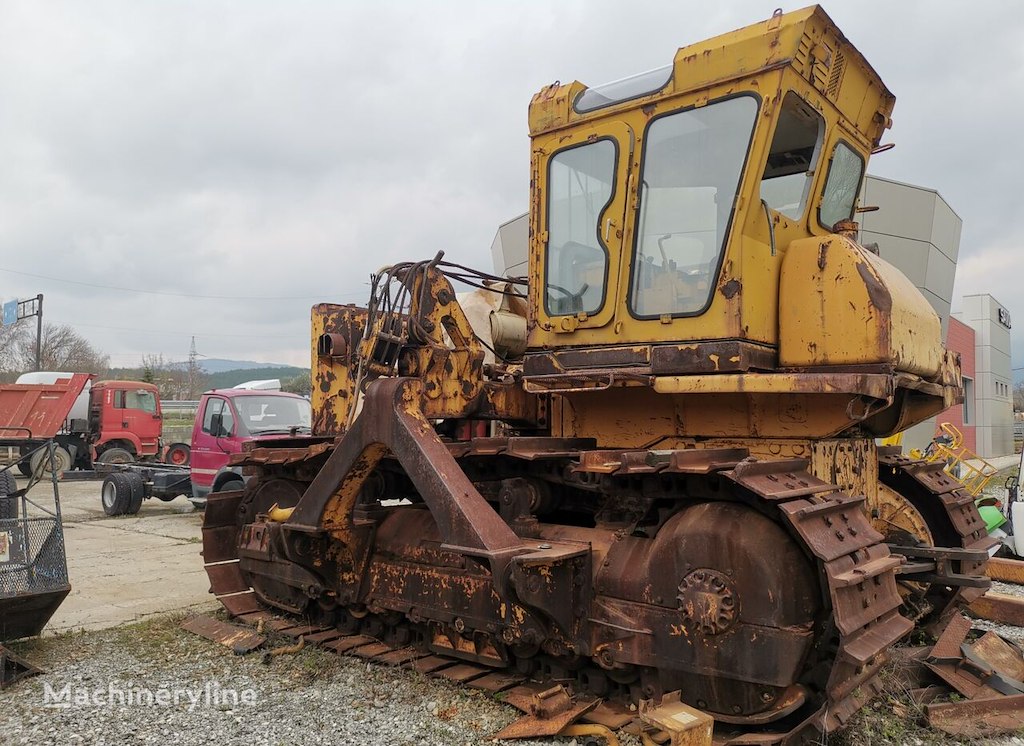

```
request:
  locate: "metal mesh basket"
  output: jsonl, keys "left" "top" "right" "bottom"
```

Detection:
{"left": 0, "top": 516, "right": 69, "bottom": 598}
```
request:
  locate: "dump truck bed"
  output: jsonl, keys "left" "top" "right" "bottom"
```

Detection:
{"left": 0, "top": 374, "right": 91, "bottom": 441}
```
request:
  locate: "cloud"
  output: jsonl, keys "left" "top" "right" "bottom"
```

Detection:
{"left": 0, "top": 0, "right": 1020, "bottom": 371}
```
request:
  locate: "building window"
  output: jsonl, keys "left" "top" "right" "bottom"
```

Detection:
{"left": 963, "top": 377, "right": 974, "bottom": 424}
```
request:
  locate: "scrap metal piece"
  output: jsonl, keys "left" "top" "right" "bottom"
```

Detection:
{"left": 929, "top": 612, "right": 972, "bottom": 662}
{"left": 180, "top": 614, "right": 266, "bottom": 655}
{"left": 0, "top": 643, "right": 42, "bottom": 689}
{"left": 986, "top": 557, "right": 1024, "bottom": 584}
{"left": 969, "top": 592, "right": 1024, "bottom": 627}
{"left": 926, "top": 694, "right": 1024, "bottom": 737}
{"left": 559, "top": 723, "right": 621, "bottom": 746}
{"left": 923, "top": 659, "right": 996, "bottom": 700}
{"left": 582, "top": 701, "right": 638, "bottom": 730}
{"left": 496, "top": 684, "right": 598, "bottom": 740}
{"left": 638, "top": 691, "right": 713, "bottom": 746}
{"left": 964, "top": 632, "right": 1024, "bottom": 693}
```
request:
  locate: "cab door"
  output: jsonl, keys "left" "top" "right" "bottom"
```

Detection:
{"left": 532, "top": 122, "right": 634, "bottom": 334}
{"left": 117, "top": 386, "right": 161, "bottom": 456}
{"left": 190, "top": 396, "right": 234, "bottom": 493}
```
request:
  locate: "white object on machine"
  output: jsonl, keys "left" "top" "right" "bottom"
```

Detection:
{"left": 1013, "top": 503, "right": 1024, "bottom": 557}
{"left": 15, "top": 371, "right": 91, "bottom": 422}
{"left": 232, "top": 379, "right": 281, "bottom": 391}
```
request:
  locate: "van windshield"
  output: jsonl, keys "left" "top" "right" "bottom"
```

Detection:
{"left": 232, "top": 396, "right": 312, "bottom": 435}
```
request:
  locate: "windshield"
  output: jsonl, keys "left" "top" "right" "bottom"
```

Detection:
{"left": 630, "top": 95, "right": 758, "bottom": 317}
{"left": 232, "top": 395, "right": 311, "bottom": 435}
{"left": 124, "top": 389, "right": 157, "bottom": 414}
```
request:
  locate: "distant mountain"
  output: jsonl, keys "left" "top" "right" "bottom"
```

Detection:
{"left": 205, "top": 366, "right": 309, "bottom": 390}
{"left": 193, "top": 358, "right": 299, "bottom": 374}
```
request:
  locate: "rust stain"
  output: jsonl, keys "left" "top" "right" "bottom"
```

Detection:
{"left": 720, "top": 279, "right": 741, "bottom": 299}
{"left": 856, "top": 260, "right": 892, "bottom": 313}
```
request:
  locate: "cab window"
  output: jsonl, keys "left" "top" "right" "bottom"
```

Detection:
{"left": 630, "top": 95, "right": 758, "bottom": 317}
{"left": 201, "top": 397, "right": 234, "bottom": 436}
{"left": 544, "top": 139, "right": 616, "bottom": 316}
{"left": 760, "top": 92, "right": 824, "bottom": 219}
{"left": 819, "top": 142, "right": 864, "bottom": 229}
{"left": 123, "top": 389, "right": 157, "bottom": 414}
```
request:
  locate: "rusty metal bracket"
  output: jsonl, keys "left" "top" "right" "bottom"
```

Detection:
{"left": 283, "top": 377, "right": 534, "bottom": 606}
{"left": 496, "top": 684, "right": 599, "bottom": 740}
{"left": 0, "top": 643, "right": 42, "bottom": 689}
{"left": 926, "top": 694, "right": 1024, "bottom": 737}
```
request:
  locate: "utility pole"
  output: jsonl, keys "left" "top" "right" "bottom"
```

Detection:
{"left": 187, "top": 336, "right": 199, "bottom": 400}
{"left": 34, "top": 294, "right": 43, "bottom": 371}
{"left": 2, "top": 294, "right": 43, "bottom": 370}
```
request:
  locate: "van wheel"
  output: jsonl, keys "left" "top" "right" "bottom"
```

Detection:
{"left": 0, "top": 470, "right": 18, "bottom": 520}
{"left": 30, "top": 445, "right": 72, "bottom": 476}
{"left": 102, "top": 472, "right": 145, "bottom": 516}
{"left": 98, "top": 447, "right": 134, "bottom": 465}
{"left": 215, "top": 478, "right": 244, "bottom": 494}
{"left": 165, "top": 443, "right": 190, "bottom": 466}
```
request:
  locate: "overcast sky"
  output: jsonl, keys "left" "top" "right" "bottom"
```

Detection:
{"left": 0, "top": 1, "right": 1021, "bottom": 372}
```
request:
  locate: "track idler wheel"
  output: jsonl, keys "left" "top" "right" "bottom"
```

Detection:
{"left": 592, "top": 501, "right": 821, "bottom": 723}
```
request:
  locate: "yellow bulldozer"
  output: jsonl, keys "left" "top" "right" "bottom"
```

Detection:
{"left": 202, "top": 6, "right": 992, "bottom": 743}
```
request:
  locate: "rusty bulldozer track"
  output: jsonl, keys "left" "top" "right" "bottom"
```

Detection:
{"left": 197, "top": 436, "right": 992, "bottom": 743}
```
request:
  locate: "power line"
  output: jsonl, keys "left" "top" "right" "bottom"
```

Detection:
{"left": 0, "top": 266, "right": 368, "bottom": 301}
{"left": 49, "top": 318, "right": 300, "bottom": 340}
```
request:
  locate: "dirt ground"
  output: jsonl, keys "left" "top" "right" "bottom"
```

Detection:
{"left": 21, "top": 474, "right": 217, "bottom": 633}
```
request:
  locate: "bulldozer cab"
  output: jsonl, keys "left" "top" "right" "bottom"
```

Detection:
{"left": 527, "top": 5, "right": 894, "bottom": 352}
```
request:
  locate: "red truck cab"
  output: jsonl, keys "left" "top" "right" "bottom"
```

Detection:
{"left": 189, "top": 388, "right": 311, "bottom": 504}
{"left": 89, "top": 380, "right": 163, "bottom": 462}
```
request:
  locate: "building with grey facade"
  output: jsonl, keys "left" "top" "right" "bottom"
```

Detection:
{"left": 954, "top": 295, "right": 1014, "bottom": 457}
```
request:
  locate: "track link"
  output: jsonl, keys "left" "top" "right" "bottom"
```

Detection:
{"left": 878, "top": 447, "right": 994, "bottom": 619}
{"left": 202, "top": 442, "right": 917, "bottom": 743}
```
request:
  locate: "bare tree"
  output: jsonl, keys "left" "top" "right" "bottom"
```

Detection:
{"left": 1014, "top": 381, "right": 1024, "bottom": 413}
{"left": 12, "top": 323, "right": 109, "bottom": 374}
{"left": 0, "top": 319, "right": 29, "bottom": 376}
{"left": 134, "top": 353, "right": 205, "bottom": 400}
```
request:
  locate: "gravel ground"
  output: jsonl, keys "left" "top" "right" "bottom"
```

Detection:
{"left": 5, "top": 606, "right": 1024, "bottom": 746}
{"left": 7, "top": 464, "right": 1024, "bottom": 745}
{"left": 2, "top": 613, "right": 641, "bottom": 746}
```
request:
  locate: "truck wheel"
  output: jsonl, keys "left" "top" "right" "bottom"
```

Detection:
{"left": 30, "top": 445, "right": 72, "bottom": 476}
{"left": 101, "top": 472, "right": 145, "bottom": 516}
{"left": 102, "top": 473, "right": 132, "bottom": 515}
{"left": 165, "top": 443, "right": 190, "bottom": 466}
{"left": 0, "top": 470, "right": 18, "bottom": 520}
{"left": 16, "top": 461, "right": 31, "bottom": 477}
{"left": 215, "top": 478, "right": 244, "bottom": 494}
{"left": 98, "top": 447, "right": 134, "bottom": 465}
{"left": 125, "top": 472, "right": 145, "bottom": 514}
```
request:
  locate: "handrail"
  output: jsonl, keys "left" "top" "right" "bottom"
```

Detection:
{"left": 922, "top": 422, "right": 997, "bottom": 497}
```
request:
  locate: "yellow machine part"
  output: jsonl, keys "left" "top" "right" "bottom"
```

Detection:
{"left": 526, "top": 5, "right": 896, "bottom": 353}
{"left": 779, "top": 234, "right": 942, "bottom": 376}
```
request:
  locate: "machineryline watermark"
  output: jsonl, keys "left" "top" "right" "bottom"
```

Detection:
{"left": 43, "top": 681, "right": 258, "bottom": 710}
